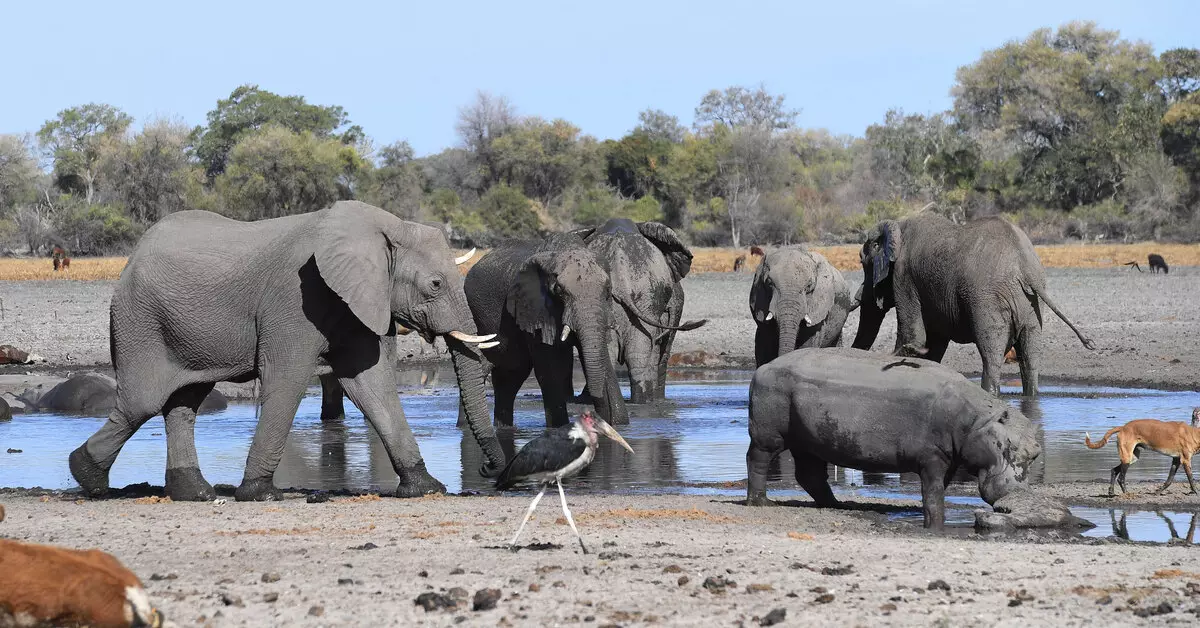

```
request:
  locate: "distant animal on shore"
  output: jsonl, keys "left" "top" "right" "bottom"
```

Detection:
{"left": 1084, "top": 408, "right": 1200, "bottom": 496}
{"left": 749, "top": 245, "right": 765, "bottom": 257}
{"left": 0, "top": 536, "right": 167, "bottom": 627}
{"left": 53, "top": 257, "right": 60, "bottom": 271}
{"left": 1004, "top": 347, "right": 1018, "bottom": 364}
{"left": 1149, "top": 253, "right": 1168, "bottom": 274}
{"left": 732, "top": 255, "right": 747, "bottom": 272}
{"left": 61, "top": 256, "right": 70, "bottom": 270}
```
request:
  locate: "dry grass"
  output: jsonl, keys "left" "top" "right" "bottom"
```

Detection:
{"left": 1, "top": 243, "right": 1193, "bottom": 281}
{"left": 0, "top": 257, "right": 128, "bottom": 281}
{"left": 693, "top": 242, "right": 1200, "bottom": 273}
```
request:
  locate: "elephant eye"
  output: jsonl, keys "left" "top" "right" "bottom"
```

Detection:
{"left": 428, "top": 277, "right": 444, "bottom": 294}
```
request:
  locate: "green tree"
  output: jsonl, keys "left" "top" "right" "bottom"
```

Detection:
{"left": 0, "top": 134, "right": 40, "bottom": 211}
{"left": 1160, "top": 47, "right": 1200, "bottom": 104}
{"left": 455, "top": 90, "right": 517, "bottom": 194}
{"left": 694, "top": 85, "right": 799, "bottom": 131}
{"left": 477, "top": 183, "right": 539, "bottom": 239}
{"left": 216, "top": 126, "right": 358, "bottom": 220}
{"left": 492, "top": 117, "right": 600, "bottom": 206}
{"left": 37, "top": 103, "right": 133, "bottom": 205}
{"left": 361, "top": 140, "right": 425, "bottom": 220}
{"left": 191, "top": 85, "right": 355, "bottom": 178}
{"left": 103, "top": 119, "right": 198, "bottom": 224}
{"left": 862, "top": 109, "right": 978, "bottom": 204}
{"left": 952, "top": 21, "right": 1165, "bottom": 209}
{"left": 1162, "top": 93, "right": 1200, "bottom": 195}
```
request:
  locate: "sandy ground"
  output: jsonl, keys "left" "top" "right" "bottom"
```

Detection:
{"left": 1, "top": 490, "right": 1198, "bottom": 627}
{"left": 3, "top": 265, "right": 1198, "bottom": 391}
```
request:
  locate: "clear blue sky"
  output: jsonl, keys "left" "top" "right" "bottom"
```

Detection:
{"left": 3, "top": 0, "right": 1195, "bottom": 156}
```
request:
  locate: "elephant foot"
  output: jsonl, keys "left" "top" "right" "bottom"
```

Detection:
{"left": 165, "top": 467, "right": 217, "bottom": 502}
{"left": 69, "top": 445, "right": 110, "bottom": 499}
{"left": 235, "top": 477, "right": 283, "bottom": 502}
{"left": 394, "top": 461, "right": 447, "bottom": 498}
{"left": 746, "top": 494, "right": 779, "bottom": 507}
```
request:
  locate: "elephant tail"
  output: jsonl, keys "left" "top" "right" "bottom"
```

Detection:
{"left": 1028, "top": 284, "right": 1096, "bottom": 351}
{"left": 1084, "top": 427, "right": 1120, "bottom": 449}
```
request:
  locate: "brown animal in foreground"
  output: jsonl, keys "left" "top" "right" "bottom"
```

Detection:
{"left": 1084, "top": 408, "right": 1200, "bottom": 497}
{"left": 0, "top": 535, "right": 166, "bottom": 627}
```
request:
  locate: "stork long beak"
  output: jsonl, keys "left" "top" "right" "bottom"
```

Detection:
{"left": 595, "top": 418, "right": 634, "bottom": 454}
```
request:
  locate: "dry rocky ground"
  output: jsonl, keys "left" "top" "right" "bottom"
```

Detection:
{"left": 1, "top": 491, "right": 1198, "bottom": 627}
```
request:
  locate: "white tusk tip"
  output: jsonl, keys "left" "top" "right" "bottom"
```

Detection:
{"left": 477, "top": 341, "right": 499, "bottom": 349}
{"left": 454, "top": 248, "right": 477, "bottom": 265}
{"left": 764, "top": 312, "right": 774, "bottom": 321}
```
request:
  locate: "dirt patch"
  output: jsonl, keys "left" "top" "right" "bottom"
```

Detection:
{"left": 572, "top": 507, "right": 739, "bottom": 523}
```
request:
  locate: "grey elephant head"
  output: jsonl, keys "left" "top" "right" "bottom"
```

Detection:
{"left": 965, "top": 407, "right": 1042, "bottom": 505}
{"left": 314, "top": 201, "right": 504, "bottom": 473}
{"left": 851, "top": 219, "right": 902, "bottom": 350}
{"left": 750, "top": 247, "right": 838, "bottom": 361}
{"left": 507, "top": 246, "right": 629, "bottom": 425}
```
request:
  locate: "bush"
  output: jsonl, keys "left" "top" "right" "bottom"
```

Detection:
{"left": 620, "top": 196, "right": 663, "bottom": 223}
{"left": 1064, "top": 200, "right": 1134, "bottom": 242}
{"left": 478, "top": 184, "right": 540, "bottom": 240}
{"left": 55, "top": 204, "right": 143, "bottom": 255}
{"left": 847, "top": 198, "right": 910, "bottom": 233}
{"left": 1001, "top": 207, "right": 1067, "bottom": 244}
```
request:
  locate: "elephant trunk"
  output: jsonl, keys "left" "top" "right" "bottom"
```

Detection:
{"left": 852, "top": 297, "right": 886, "bottom": 351}
{"left": 447, "top": 336, "right": 506, "bottom": 472}
{"left": 774, "top": 300, "right": 804, "bottom": 358}
{"left": 577, "top": 326, "right": 630, "bottom": 425}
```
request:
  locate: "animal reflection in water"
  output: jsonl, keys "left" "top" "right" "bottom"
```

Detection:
{"left": 1110, "top": 510, "right": 1198, "bottom": 543}
{"left": 495, "top": 411, "right": 634, "bottom": 553}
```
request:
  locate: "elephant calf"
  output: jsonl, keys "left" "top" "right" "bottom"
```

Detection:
{"left": 749, "top": 246, "right": 859, "bottom": 366}
{"left": 747, "top": 347, "right": 1042, "bottom": 529}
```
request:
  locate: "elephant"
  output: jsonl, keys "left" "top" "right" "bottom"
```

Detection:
{"left": 36, "top": 372, "right": 227, "bottom": 415}
{"left": 464, "top": 233, "right": 629, "bottom": 427}
{"left": 68, "top": 201, "right": 506, "bottom": 502}
{"left": 746, "top": 347, "right": 1044, "bottom": 529}
{"left": 852, "top": 213, "right": 1095, "bottom": 396}
{"left": 572, "top": 218, "right": 707, "bottom": 403}
{"left": 749, "top": 246, "right": 859, "bottom": 367}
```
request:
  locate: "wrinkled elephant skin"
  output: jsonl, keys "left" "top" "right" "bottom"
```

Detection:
{"left": 575, "top": 219, "right": 707, "bottom": 403}
{"left": 68, "top": 201, "right": 505, "bottom": 503}
{"left": 747, "top": 347, "right": 1043, "bottom": 529}
{"left": 852, "top": 213, "right": 1095, "bottom": 396}
{"left": 749, "top": 246, "right": 858, "bottom": 367}
{"left": 36, "top": 373, "right": 227, "bottom": 416}
{"left": 464, "top": 233, "right": 629, "bottom": 427}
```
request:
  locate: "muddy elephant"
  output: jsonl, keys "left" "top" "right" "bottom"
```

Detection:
{"left": 69, "top": 201, "right": 505, "bottom": 502}
{"left": 748, "top": 348, "right": 1044, "bottom": 528}
{"left": 573, "top": 219, "right": 707, "bottom": 403}
{"left": 464, "top": 233, "right": 629, "bottom": 427}
{"left": 852, "top": 213, "right": 1095, "bottom": 396}
{"left": 750, "top": 246, "right": 859, "bottom": 367}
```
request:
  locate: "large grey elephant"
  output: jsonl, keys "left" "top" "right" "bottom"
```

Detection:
{"left": 573, "top": 218, "right": 707, "bottom": 403}
{"left": 68, "top": 201, "right": 506, "bottom": 502}
{"left": 464, "top": 233, "right": 629, "bottom": 427}
{"left": 852, "top": 213, "right": 1095, "bottom": 396}
{"left": 747, "top": 347, "right": 1043, "bottom": 529}
{"left": 749, "top": 246, "right": 858, "bottom": 367}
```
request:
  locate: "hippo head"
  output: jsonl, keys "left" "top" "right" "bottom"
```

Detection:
{"left": 969, "top": 407, "right": 1041, "bottom": 505}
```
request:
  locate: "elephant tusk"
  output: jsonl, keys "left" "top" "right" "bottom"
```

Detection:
{"left": 765, "top": 312, "right": 775, "bottom": 321}
{"left": 448, "top": 331, "right": 497, "bottom": 344}
{"left": 454, "top": 248, "right": 477, "bottom": 265}
{"left": 477, "top": 340, "right": 499, "bottom": 349}
{"left": 560, "top": 325, "right": 571, "bottom": 342}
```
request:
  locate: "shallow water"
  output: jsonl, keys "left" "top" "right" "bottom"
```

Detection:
{"left": 2, "top": 374, "right": 1198, "bottom": 542}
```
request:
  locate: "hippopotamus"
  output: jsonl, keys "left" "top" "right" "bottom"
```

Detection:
{"left": 746, "top": 347, "right": 1044, "bottom": 529}
{"left": 36, "top": 373, "right": 227, "bottom": 416}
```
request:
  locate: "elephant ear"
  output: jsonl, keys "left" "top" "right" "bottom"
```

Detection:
{"left": 314, "top": 201, "right": 395, "bottom": 336}
{"left": 507, "top": 253, "right": 562, "bottom": 345}
{"left": 803, "top": 253, "right": 837, "bottom": 326}
{"left": 749, "top": 259, "right": 773, "bottom": 323}
{"left": 637, "top": 222, "right": 693, "bottom": 281}
{"left": 870, "top": 219, "right": 902, "bottom": 292}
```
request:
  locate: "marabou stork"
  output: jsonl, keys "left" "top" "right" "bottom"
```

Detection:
{"left": 496, "top": 411, "right": 634, "bottom": 553}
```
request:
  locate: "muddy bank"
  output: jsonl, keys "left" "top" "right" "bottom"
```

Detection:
{"left": 0, "top": 492, "right": 1197, "bottom": 626}
{"left": 3, "top": 266, "right": 1198, "bottom": 391}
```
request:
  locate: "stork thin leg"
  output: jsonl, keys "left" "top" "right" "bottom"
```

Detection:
{"left": 509, "top": 486, "right": 547, "bottom": 550}
{"left": 557, "top": 479, "right": 588, "bottom": 555}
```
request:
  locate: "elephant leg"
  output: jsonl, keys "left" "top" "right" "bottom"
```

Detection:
{"left": 922, "top": 336, "right": 950, "bottom": 363}
{"left": 976, "top": 335, "right": 1006, "bottom": 397}
{"left": 319, "top": 373, "right": 345, "bottom": 423}
{"left": 1015, "top": 326, "right": 1043, "bottom": 397}
{"left": 235, "top": 363, "right": 313, "bottom": 502}
{"left": 70, "top": 385, "right": 165, "bottom": 498}
{"left": 754, "top": 322, "right": 779, "bottom": 368}
{"left": 491, "top": 362, "right": 530, "bottom": 428}
{"left": 623, "top": 330, "right": 658, "bottom": 405}
{"left": 532, "top": 343, "right": 572, "bottom": 428}
{"left": 791, "top": 450, "right": 837, "bottom": 507}
{"left": 163, "top": 382, "right": 218, "bottom": 502}
{"left": 338, "top": 363, "right": 446, "bottom": 498}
